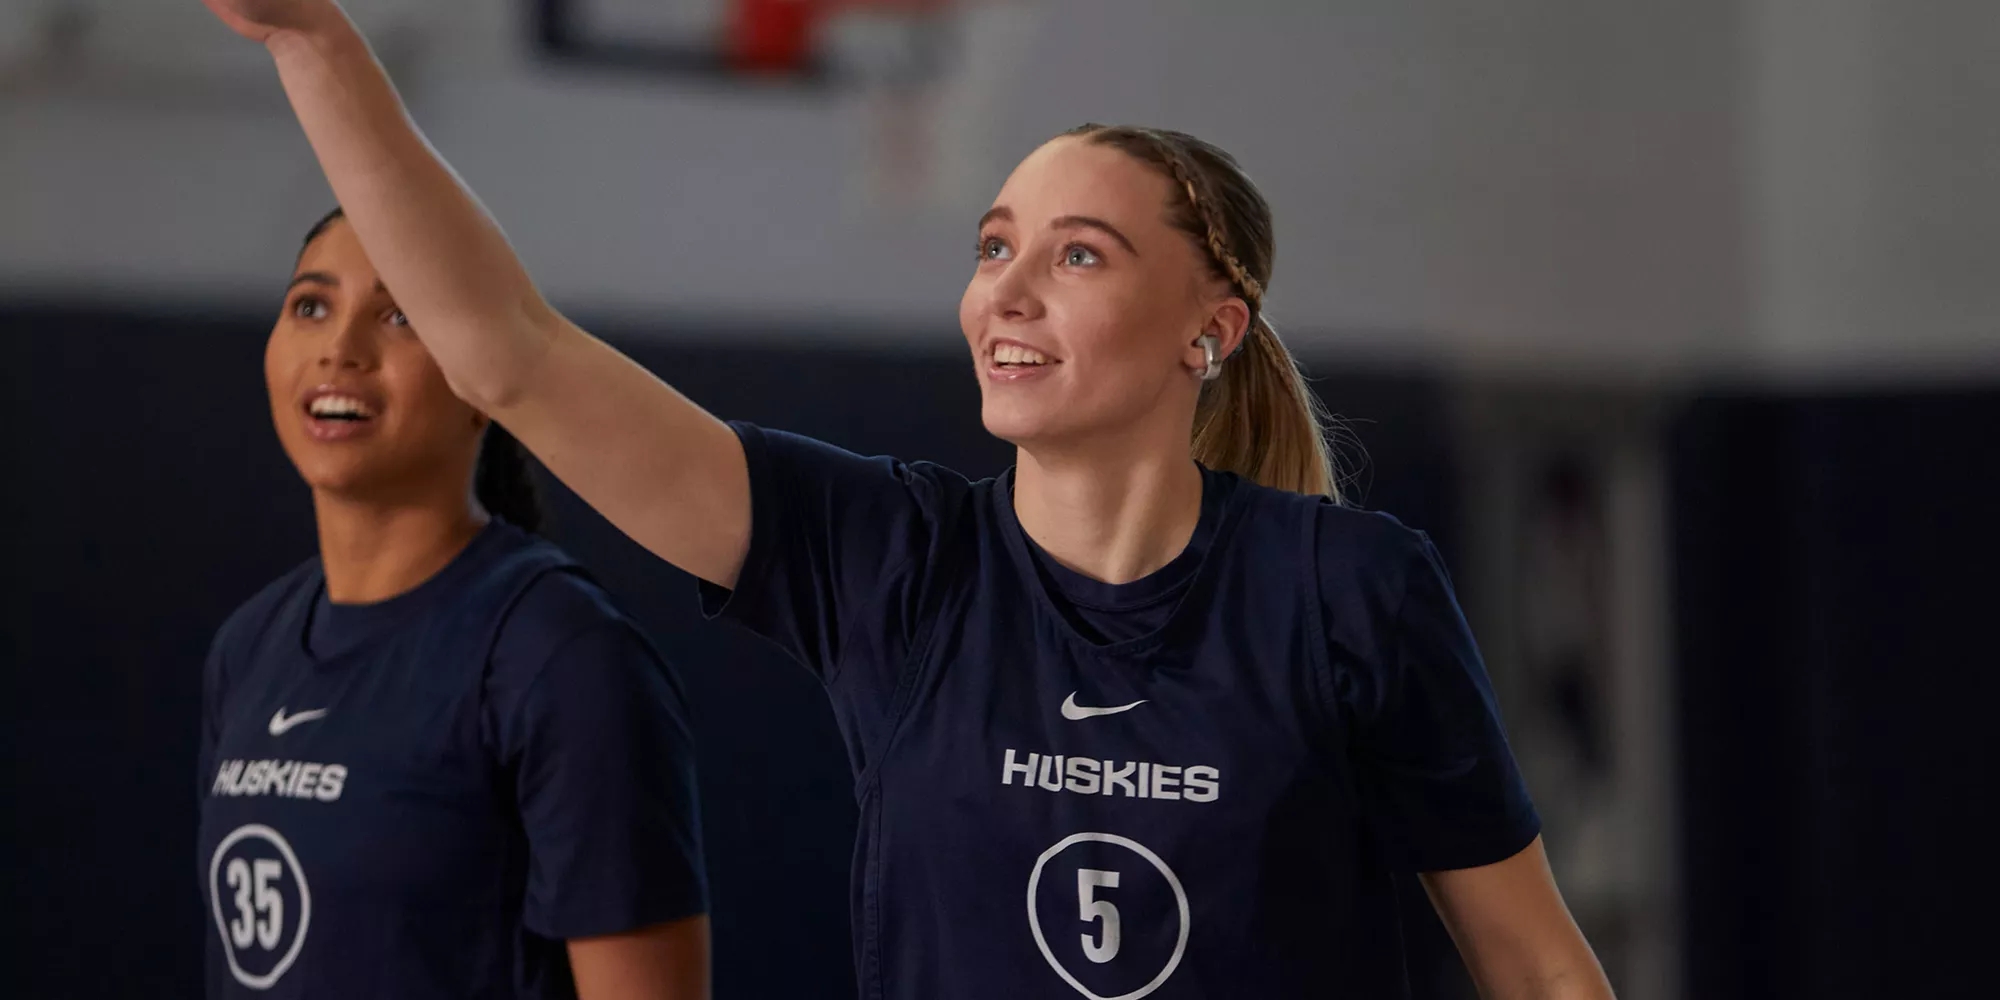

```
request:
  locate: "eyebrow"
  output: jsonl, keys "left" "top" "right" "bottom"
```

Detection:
{"left": 287, "top": 271, "right": 338, "bottom": 290}
{"left": 976, "top": 206, "right": 1141, "bottom": 256}
{"left": 285, "top": 273, "right": 390, "bottom": 295}
{"left": 1051, "top": 215, "right": 1139, "bottom": 256}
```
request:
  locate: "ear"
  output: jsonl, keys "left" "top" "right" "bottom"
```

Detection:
{"left": 1182, "top": 297, "right": 1252, "bottom": 377}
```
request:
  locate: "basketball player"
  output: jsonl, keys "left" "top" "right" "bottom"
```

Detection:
{"left": 198, "top": 1, "right": 1615, "bottom": 997}
{"left": 196, "top": 209, "right": 709, "bottom": 999}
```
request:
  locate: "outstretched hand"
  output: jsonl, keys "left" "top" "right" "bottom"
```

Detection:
{"left": 198, "top": 0, "right": 336, "bottom": 43}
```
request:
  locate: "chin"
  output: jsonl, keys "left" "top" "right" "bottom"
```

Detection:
{"left": 291, "top": 452, "right": 396, "bottom": 500}
{"left": 298, "top": 470, "right": 377, "bottom": 501}
{"left": 980, "top": 400, "right": 1038, "bottom": 446}
{"left": 982, "top": 400, "right": 1083, "bottom": 452}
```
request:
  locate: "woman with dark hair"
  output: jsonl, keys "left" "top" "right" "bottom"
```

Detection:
{"left": 200, "top": 1, "right": 1613, "bottom": 997}
{"left": 196, "top": 210, "right": 710, "bottom": 999}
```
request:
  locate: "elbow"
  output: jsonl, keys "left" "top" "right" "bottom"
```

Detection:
{"left": 458, "top": 298, "right": 565, "bottom": 413}
{"left": 463, "top": 368, "right": 527, "bottom": 415}
{"left": 1490, "top": 953, "right": 1615, "bottom": 1000}
{"left": 1532, "top": 967, "right": 1616, "bottom": 1000}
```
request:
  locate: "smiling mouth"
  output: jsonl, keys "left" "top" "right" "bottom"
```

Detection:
{"left": 305, "top": 394, "right": 376, "bottom": 422}
{"left": 299, "top": 391, "right": 380, "bottom": 441}
{"left": 991, "top": 343, "right": 1056, "bottom": 369}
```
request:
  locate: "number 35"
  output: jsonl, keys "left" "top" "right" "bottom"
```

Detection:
{"left": 225, "top": 858, "right": 285, "bottom": 950}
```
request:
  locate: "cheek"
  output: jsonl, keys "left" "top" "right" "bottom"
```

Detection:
{"left": 264, "top": 333, "right": 299, "bottom": 428}
{"left": 1060, "top": 297, "right": 1195, "bottom": 412}
{"left": 959, "top": 277, "right": 986, "bottom": 346}
{"left": 263, "top": 330, "right": 287, "bottom": 393}
{"left": 1052, "top": 286, "right": 1160, "bottom": 363}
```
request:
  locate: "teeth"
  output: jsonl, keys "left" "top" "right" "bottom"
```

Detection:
{"left": 309, "top": 394, "right": 372, "bottom": 418}
{"left": 994, "top": 343, "right": 1051, "bottom": 365}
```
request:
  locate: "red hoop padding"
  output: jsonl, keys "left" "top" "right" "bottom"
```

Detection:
{"left": 726, "top": 0, "right": 825, "bottom": 75}
{"left": 822, "top": 0, "right": 951, "bottom": 9}
{"left": 726, "top": 0, "right": 952, "bottom": 75}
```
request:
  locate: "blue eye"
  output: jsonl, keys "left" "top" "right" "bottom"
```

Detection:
{"left": 1064, "top": 245, "right": 1101, "bottom": 267}
{"left": 385, "top": 310, "right": 409, "bottom": 328}
{"left": 978, "top": 236, "right": 1012, "bottom": 261}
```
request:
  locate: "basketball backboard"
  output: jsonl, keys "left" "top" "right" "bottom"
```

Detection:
{"left": 533, "top": 0, "right": 955, "bottom": 87}
{"left": 534, "top": 0, "right": 984, "bottom": 213}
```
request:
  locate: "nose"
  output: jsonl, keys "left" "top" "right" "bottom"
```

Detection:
{"left": 318, "top": 311, "right": 379, "bottom": 372}
{"left": 987, "top": 254, "right": 1045, "bottom": 323}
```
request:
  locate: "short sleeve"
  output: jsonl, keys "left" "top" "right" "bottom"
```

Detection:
{"left": 1334, "top": 527, "right": 1541, "bottom": 873}
{"left": 699, "top": 422, "right": 949, "bottom": 700}
{"left": 491, "top": 592, "right": 707, "bottom": 939}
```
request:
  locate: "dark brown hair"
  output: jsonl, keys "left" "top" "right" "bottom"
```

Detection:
{"left": 1063, "top": 124, "right": 1338, "bottom": 498}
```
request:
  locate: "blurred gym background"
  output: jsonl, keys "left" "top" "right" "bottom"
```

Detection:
{"left": 2, "top": 1, "right": 1993, "bottom": 997}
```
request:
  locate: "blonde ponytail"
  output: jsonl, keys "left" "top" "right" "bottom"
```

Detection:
{"left": 1062, "top": 123, "right": 1339, "bottom": 499}
{"left": 1191, "top": 317, "right": 1338, "bottom": 499}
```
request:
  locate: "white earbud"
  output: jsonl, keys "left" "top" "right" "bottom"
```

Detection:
{"left": 1197, "top": 334, "right": 1223, "bottom": 381}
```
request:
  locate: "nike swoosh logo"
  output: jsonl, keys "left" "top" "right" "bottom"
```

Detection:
{"left": 268, "top": 707, "right": 329, "bottom": 736}
{"left": 1061, "top": 692, "right": 1146, "bottom": 721}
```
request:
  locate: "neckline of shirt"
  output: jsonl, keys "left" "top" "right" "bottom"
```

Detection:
{"left": 298, "top": 519, "right": 513, "bottom": 665}
{"left": 996, "top": 464, "right": 1244, "bottom": 659}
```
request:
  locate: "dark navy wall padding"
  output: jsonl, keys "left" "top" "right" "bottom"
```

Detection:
{"left": 1670, "top": 390, "right": 1998, "bottom": 999}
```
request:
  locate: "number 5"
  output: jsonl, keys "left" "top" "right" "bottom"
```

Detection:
{"left": 1077, "top": 868, "right": 1121, "bottom": 964}
{"left": 253, "top": 860, "right": 285, "bottom": 950}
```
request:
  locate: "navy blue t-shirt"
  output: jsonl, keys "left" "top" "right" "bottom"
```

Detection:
{"left": 703, "top": 425, "right": 1538, "bottom": 1000}
{"left": 1027, "top": 472, "right": 1225, "bottom": 646}
{"left": 197, "top": 521, "right": 706, "bottom": 999}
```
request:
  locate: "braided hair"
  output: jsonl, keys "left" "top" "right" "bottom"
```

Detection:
{"left": 298, "top": 208, "right": 546, "bottom": 533}
{"left": 1061, "top": 124, "right": 1338, "bottom": 500}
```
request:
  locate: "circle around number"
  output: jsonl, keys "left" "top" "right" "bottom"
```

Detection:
{"left": 1026, "top": 832, "right": 1190, "bottom": 1000}
{"left": 208, "top": 824, "right": 311, "bottom": 990}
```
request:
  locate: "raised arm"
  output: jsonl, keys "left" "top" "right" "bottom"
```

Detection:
{"left": 202, "top": 0, "right": 752, "bottom": 585}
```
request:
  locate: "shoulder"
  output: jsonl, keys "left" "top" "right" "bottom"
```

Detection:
{"left": 205, "top": 556, "right": 320, "bottom": 698}
{"left": 484, "top": 535, "right": 638, "bottom": 667}
{"left": 1308, "top": 499, "right": 1443, "bottom": 628}
{"left": 740, "top": 422, "right": 977, "bottom": 496}
{"left": 498, "top": 567, "right": 629, "bottom": 646}
{"left": 480, "top": 539, "right": 668, "bottom": 709}
{"left": 1299, "top": 502, "right": 1472, "bottom": 716}
{"left": 735, "top": 421, "right": 987, "bottom": 553}
{"left": 211, "top": 556, "right": 321, "bottom": 657}
{"left": 482, "top": 540, "right": 682, "bottom": 710}
{"left": 480, "top": 555, "right": 684, "bottom": 744}
{"left": 1314, "top": 502, "right": 1434, "bottom": 574}
{"left": 1220, "top": 476, "right": 1431, "bottom": 585}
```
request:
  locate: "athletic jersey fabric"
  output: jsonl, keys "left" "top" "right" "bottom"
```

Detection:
{"left": 197, "top": 520, "right": 705, "bottom": 999}
{"left": 1026, "top": 473, "right": 1222, "bottom": 646}
{"left": 702, "top": 424, "right": 1539, "bottom": 1000}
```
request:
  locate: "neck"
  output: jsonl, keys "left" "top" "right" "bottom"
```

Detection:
{"left": 312, "top": 490, "right": 487, "bottom": 604}
{"left": 1013, "top": 422, "right": 1205, "bottom": 585}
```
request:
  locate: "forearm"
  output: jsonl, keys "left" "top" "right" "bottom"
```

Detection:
{"left": 1420, "top": 841, "right": 1614, "bottom": 1000}
{"left": 264, "top": 8, "right": 555, "bottom": 408}
{"left": 1439, "top": 905, "right": 1613, "bottom": 1000}
{"left": 1472, "top": 961, "right": 1614, "bottom": 1000}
